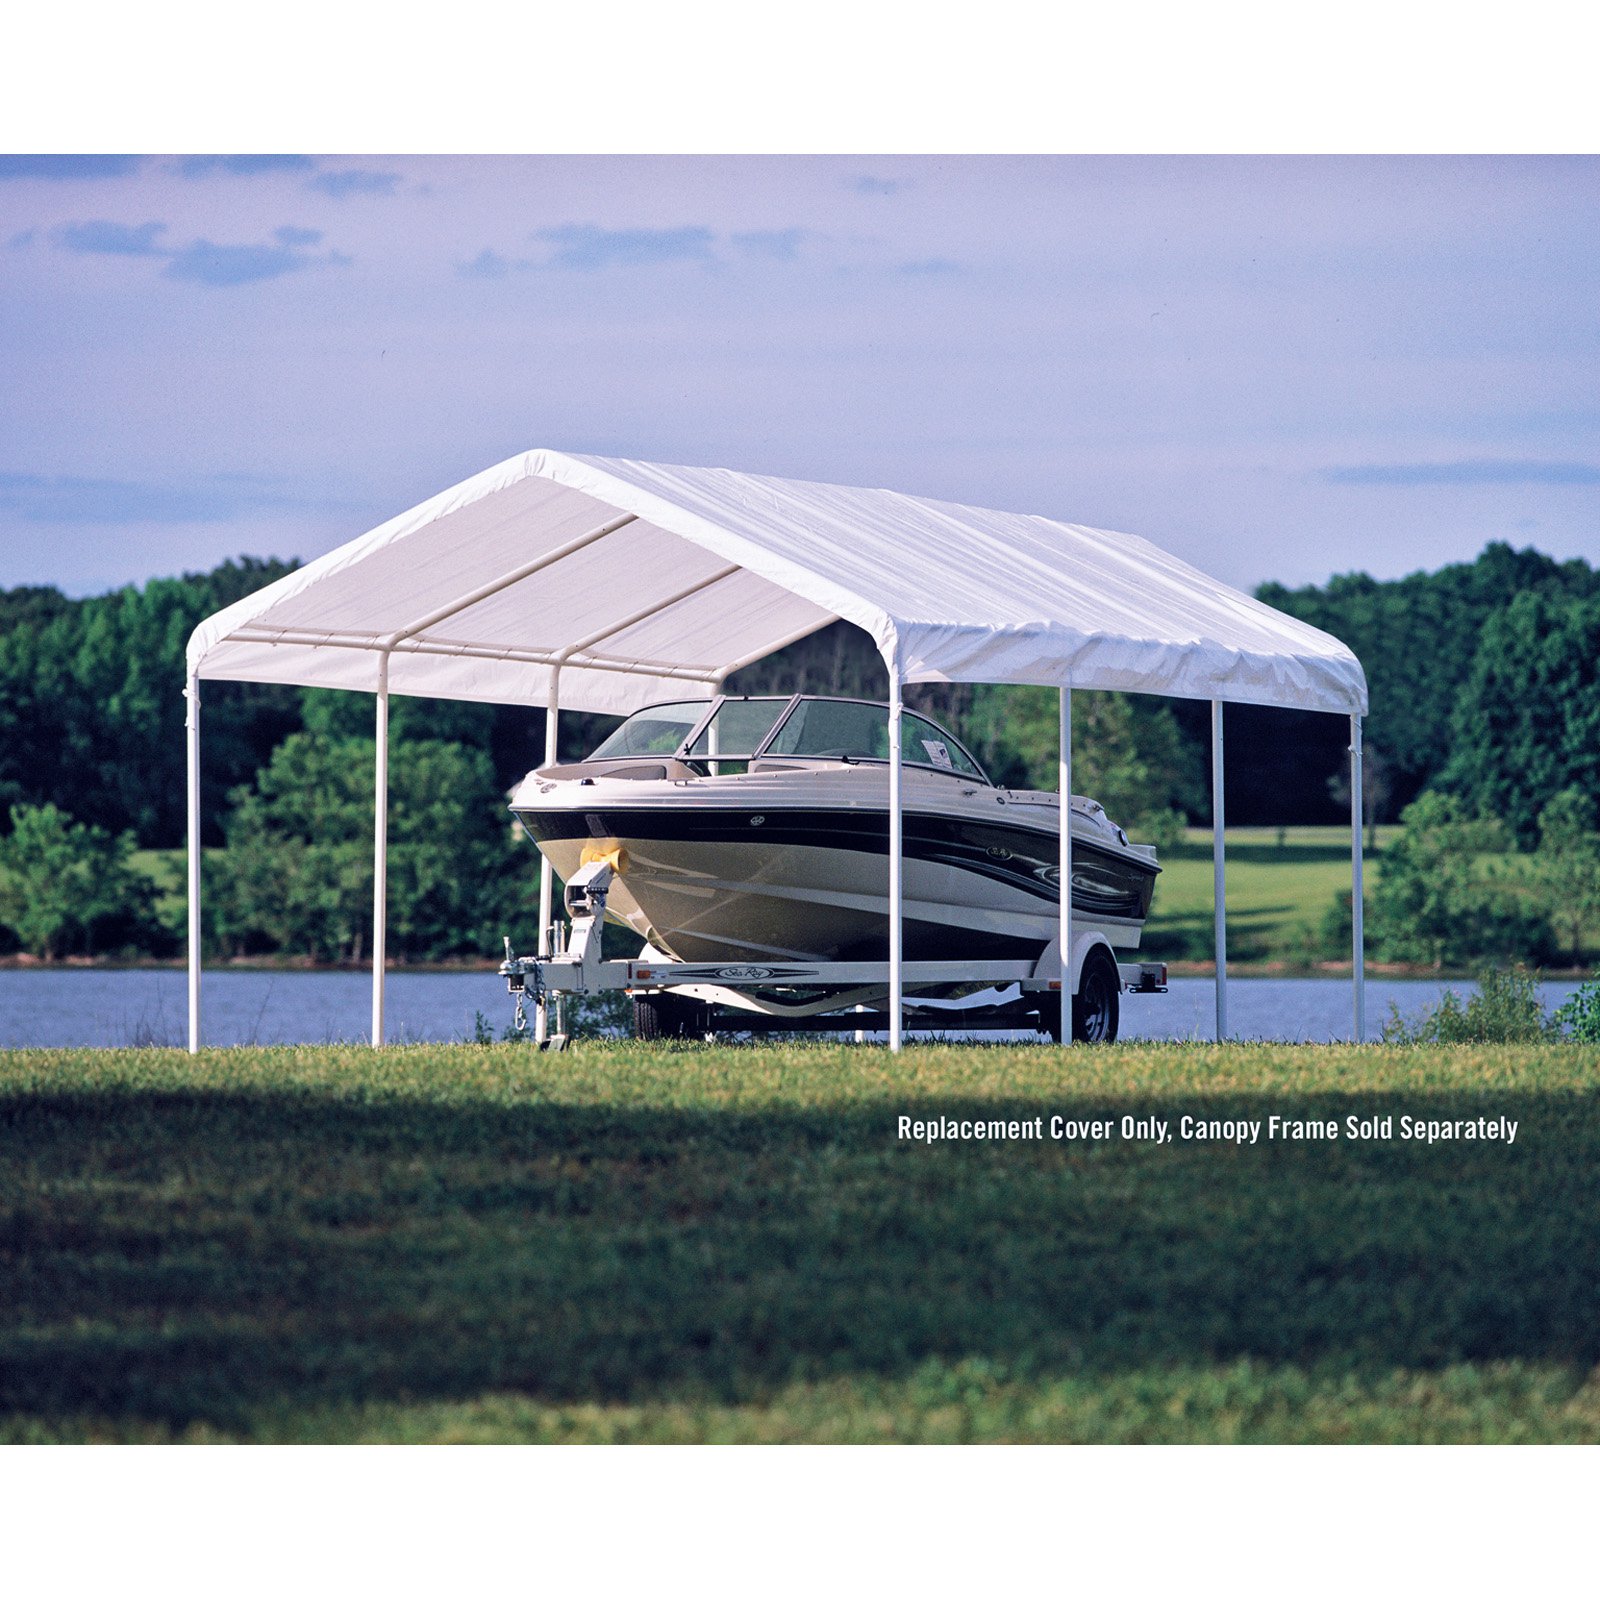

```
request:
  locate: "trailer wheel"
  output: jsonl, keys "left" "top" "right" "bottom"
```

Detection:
{"left": 1071, "top": 948, "right": 1121, "bottom": 1044}
{"left": 632, "top": 992, "right": 707, "bottom": 1041}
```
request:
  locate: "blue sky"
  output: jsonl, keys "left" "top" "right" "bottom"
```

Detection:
{"left": 1, "top": 153, "right": 1596, "bottom": 596}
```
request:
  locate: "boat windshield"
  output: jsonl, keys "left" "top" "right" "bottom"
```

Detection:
{"left": 766, "top": 699, "right": 988, "bottom": 781}
{"left": 588, "top": 700, "right": 711, "bottom": 760}
{"left": 684, "top": 698, "right": 790, "bottom": 759}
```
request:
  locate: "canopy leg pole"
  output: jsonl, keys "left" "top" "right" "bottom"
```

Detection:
{"left": 372, "top": 657, "right": 389, "bottom": 1048}
{"left": 1059, "top": 688, "right": 1072, "bottom": 1044}
{"left": 1351, "top": 713, "right": 1365, "bottom": 1042}
{"left": 1213, "top": 699, "right": 1227, "bottom": 1042}
{"left": 185, "top": 673, "right": 201, "bottom": 1055}
{"left": 888, "top": 659, "right": 904, "bottom": 1053}
{"left": 535, "top": 672, "right": 560, "bottom": 1046}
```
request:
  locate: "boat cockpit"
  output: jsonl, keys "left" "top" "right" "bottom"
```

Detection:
{"left": 573, "top": 694, "right": 993, "bottom": 784}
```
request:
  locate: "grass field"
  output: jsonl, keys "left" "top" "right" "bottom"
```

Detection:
{"left": 1145, "top": 825, "right": 1399, "bottom": 964}
{"left": 3, "top": 1039, "right": 1598, "bottom": 1443}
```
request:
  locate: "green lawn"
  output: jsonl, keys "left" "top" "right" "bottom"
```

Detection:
{"left": 3, "top": 1039, "right": 1598, "bottom": 1443}
{"left": 1147, "top": 825, "right": 1397, "bottom": 964}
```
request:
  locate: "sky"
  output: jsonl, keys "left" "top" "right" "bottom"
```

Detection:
{"left": 1, "top": 152, "right": 1597, "bottom": 597}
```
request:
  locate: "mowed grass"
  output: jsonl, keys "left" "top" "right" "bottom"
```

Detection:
{"left": 1150, "top": 825, "right": 1396, "bottom": 963}
{"left": 3, "top": 1039, "right": 1599, "bottom": 1443}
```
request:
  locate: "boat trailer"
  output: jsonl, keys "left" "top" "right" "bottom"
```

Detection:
{"left": 499, "top": 858, "right": 1167, "bottom": 1047}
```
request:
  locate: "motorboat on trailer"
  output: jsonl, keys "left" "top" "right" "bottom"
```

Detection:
{"left": 508, "top": 695, "right": 1161, "bottom": 975}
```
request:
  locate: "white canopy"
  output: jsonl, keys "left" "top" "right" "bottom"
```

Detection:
{"left": 186, "top": 449, "right": 1367, "bottom": 717}
{"left": 183, "top": 448, "right": 1372, "bottom": 1053}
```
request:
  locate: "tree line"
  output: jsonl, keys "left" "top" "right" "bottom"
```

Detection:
{"left": 0, "top": 540, "right": 1595, "bottom": 963}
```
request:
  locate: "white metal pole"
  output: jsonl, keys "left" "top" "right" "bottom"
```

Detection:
{"left": 1213, "top": 699, "right": 1228, "bottom": 1042}
{"left": 706, "top": 677, "right": 723, "bottom": 776}
{"left": 535, "top": 670, "right": 560, "bottom": 1045}
{"left": 888, "top": 660, "right": 904, "bottom": 1053}
{"left": 1351, "top": 713, "right": 1365, "bottom": 1042}
{"left": 372, "top": 657, "right": 389, "bottom": 1047}
{"left": 1059, "top": 688, "right": 1072, "bottom": 1044}
{"left": 185, "top": 673, "right": 201, "bottom": 1055}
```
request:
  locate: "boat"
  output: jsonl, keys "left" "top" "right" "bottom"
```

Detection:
{"left": 508, "top": 694, "right": 1160, "bottom": 967}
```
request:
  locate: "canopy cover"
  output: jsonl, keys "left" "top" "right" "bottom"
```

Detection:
{"left": 187, "top": 449, "right": 1367, "bottom": 716}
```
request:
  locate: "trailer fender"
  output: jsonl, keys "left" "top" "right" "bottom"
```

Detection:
{"left": 1030, "top": 930, "right": 1119, "bottom": 997}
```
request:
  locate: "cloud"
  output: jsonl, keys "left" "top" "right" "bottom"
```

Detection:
{"left": 456, "top": 248, "right": 516, "bottom": 279}
{"left": 458, "top": 223, "right": 832, "bottom": 278}
{"left": 0, "top": 471, "right": 302, "bottom": 524}
{"left": 309, "top": 168, "right": 401, "bottom": 198}
{"left": 731, "top": 228, "right": 810, "bottom": 261}
{"left": 1326, "top": 460, "right": 1600, "bottom": 487}
{"left": 531, "top": 223, "right": 716, "bottom": 270}
{"left": 176, "top": 154, "right": 316, "bottom": 178}
{"left": 8, "top": 229, "right": 36, "bottom": 248}
{"left": 851, "top": 174, "right": 904, "bottom": 195}
{"left": 163, "top": 237, "right": 344, "bottom": 287}
{"left": 0, "top": 155, "right": 144, "bottom": 180}
{"left": 52, "top": 219, "right": 168, "bottom": 256}
{"left": 45, "top": 217, "right": 342, "bottom": 285}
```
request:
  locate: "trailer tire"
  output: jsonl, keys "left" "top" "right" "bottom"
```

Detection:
{"left": 633, "top": 992, "right": 707, "bottom": 1041}
{"left": 1071, "top": 947, "right": 1120, "bottom": 1044}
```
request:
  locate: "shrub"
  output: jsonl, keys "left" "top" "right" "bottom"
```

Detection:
{"left": 1381, "top": 965, "right": 1557, "bottom": 1044}
{"left": 1552, "top": 978, "right": 1600, "bottom": 1044}
{"left": 1371, "top": 793, "right": 1554, "bottom": 967}
{"left": 1535, "top": 789, "right": 1600, "bottom": 967}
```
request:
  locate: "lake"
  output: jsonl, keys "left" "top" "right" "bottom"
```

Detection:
{"left": 0, "top": 969, "right": 1584, "bottom": 1049}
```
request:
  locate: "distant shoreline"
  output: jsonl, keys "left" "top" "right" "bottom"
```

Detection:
{"left": 2, "top": 955, "right": 1589, "bottom": 982}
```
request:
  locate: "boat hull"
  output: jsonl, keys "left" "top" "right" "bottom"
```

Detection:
{"left": 516, "top": 793, "right": 1158, "bottom": 965}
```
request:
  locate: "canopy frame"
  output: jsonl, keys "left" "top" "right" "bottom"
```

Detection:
{"left": 182, "top": 451, "right": 1368, "bottom": 1052}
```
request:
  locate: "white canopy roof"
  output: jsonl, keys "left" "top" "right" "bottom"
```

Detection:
{"left": 187, "top": 449, "right": 1367, "bottom": 717}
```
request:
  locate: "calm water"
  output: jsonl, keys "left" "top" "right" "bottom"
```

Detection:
{"left": 0, "top": 969, "right": 1583, "bottom": 1049}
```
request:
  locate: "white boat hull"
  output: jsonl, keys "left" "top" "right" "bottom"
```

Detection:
{"left": 512, "top": 764, "right": 1158, "bottom": 966}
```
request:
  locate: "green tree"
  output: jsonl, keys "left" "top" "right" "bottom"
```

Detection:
{"left": 1535, "top": 788, "right": 1600, "bottom": 967}
{"left": 209, "top": 733, "right": 531, "bottom": 963}
{"left": 0, "top": 803, "right": 158, "bottom": 959}
{"left": 965, "top": 685, "right": 1198, "bottom": 845}
{"left": 0, "top": 557, "right": 303, "bottom": 848}
{"left": 1441, "top": 591, "right": 1600, "bottom": 845}
{"left": 1370, "top": 793, "right": 1552, "bottom": 968}
{"left": 1258, "top": 542, "right": 1600, "bottom": 823}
